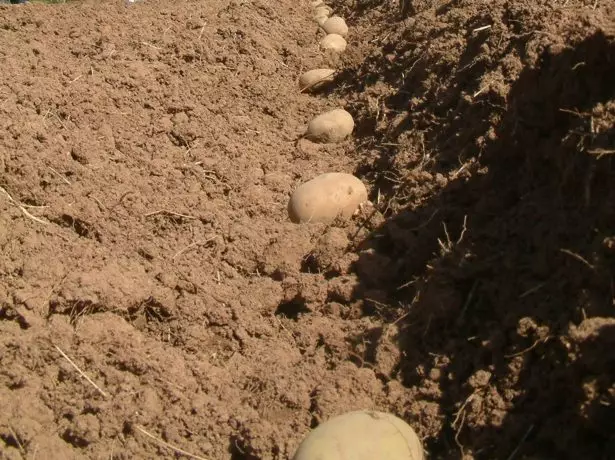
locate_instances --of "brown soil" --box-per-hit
[1,0,614,459]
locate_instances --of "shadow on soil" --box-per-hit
[350,30,615,459]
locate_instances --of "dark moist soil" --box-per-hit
[1,0,614,459]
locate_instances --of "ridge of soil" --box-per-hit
[1,0,614,459]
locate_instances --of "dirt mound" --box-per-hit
[1,0,614,458]
[0,0,375,458]
[328,0,615,458]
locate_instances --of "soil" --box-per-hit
[1,0,614,459]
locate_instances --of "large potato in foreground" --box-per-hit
[322,16,348,37]
[320,33,347,52]
[292,410,424,460]
[299,68,336,92]
[287,173,367,224]
[306,108,354,143]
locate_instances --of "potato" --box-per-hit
[320,33,347,52]
[319,16,330,26]
[306,108,354,143]
[322,16,348,37]
[292,410,424,460]
[299,68,336,92]
[313,13,329,26]
[314,5,332,17]
[287,173,368,224]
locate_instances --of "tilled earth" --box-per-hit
[1,0,615,459]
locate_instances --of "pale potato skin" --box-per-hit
[320,33,347,52]
[315,15,328,26]
[287,173,367,224]
[322,16,348,37]
[314,5,332,17]
[299,68,336,91]
[306,108,354,143]
[314,13,329,26]
[292,410,424,460]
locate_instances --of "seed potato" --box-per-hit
[314,5,332,17]
[306,108,354,143]
[322,16,348,37]
[320,33,347,52]
[292,410,424,460]
[313,13,329,26]
[287,173,367,224]
[299,68,336,92]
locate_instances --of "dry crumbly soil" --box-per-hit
[1,0,614,459]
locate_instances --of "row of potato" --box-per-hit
[286,1,367,226]
[289,5,425,460]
